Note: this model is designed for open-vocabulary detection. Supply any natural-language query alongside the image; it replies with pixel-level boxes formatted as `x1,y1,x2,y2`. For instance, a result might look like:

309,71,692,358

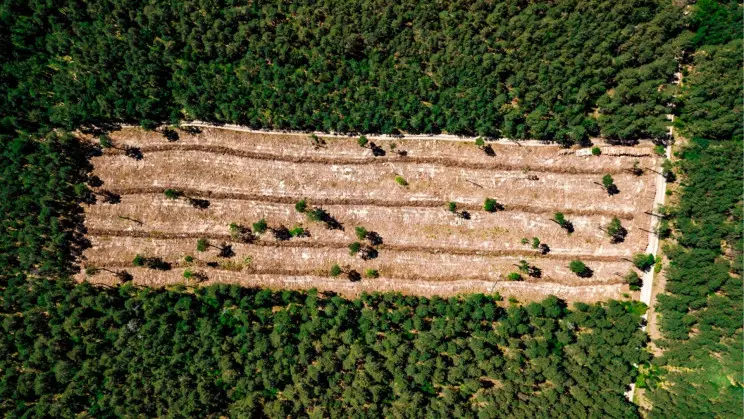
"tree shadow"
183,126,202,135
459,211,471,220
124,146,143,160
162,128,179,142
370,142,386,157
271,226,292,241
577,267,594,278
607,185,620,196
218,244,235,258
483,145,495,157
348,270,362,282
366,231,383,246
539,243,551,255
189,198,211,209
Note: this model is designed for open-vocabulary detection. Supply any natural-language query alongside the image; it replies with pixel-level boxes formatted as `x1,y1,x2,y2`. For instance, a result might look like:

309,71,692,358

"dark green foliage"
394,176,408,187
294,199,307,213
646,139,743,417
606,217,627,243
132,254,145,266
483,198,501,213
661,159,676,182
553,212,574,233
569,260,591,278
0,0,683,143
357,136,368,148
348,242,362,256
531,237,541,249
0,278,648,417
447,201,457,213
601,174,619,195
196,238,210,252
625,271,642,291
0,132,93,277
507,272,522,281
365,269,379,278
329,264,342,277
355,226,368,241
632,253,655,271
164,189,182,200
252,219,268,235
591,146,601,156
676,25,742,140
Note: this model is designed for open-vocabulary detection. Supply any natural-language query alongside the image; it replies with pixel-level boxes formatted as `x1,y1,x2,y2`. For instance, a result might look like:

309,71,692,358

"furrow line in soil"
103,144,642,175
87,228,629,262
87,262,627,287
100,187,636,220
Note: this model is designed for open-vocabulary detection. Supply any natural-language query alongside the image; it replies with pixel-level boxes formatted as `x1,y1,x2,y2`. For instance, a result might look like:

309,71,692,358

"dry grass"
79,127,661,302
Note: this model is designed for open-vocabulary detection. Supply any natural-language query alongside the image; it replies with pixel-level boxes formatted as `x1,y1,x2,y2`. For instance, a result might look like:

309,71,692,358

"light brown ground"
79,127,660,302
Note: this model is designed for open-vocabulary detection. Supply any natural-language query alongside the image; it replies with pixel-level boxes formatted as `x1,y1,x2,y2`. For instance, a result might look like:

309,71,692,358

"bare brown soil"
79,127,660,301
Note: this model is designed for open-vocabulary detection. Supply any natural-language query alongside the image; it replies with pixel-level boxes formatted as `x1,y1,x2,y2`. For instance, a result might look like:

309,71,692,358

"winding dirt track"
79,127,661,302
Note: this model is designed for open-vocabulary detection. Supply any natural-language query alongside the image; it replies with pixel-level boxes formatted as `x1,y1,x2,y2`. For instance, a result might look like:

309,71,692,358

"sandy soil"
79,127,660,301
85,196,648,257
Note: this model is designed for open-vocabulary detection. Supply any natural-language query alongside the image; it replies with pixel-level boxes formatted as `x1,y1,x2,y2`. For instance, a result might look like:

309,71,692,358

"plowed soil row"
86,228,630,262
86,195,647,256
100,187,638,220
79,127,658,301
103,127,657,173
103,144,642,175
83,267,626,302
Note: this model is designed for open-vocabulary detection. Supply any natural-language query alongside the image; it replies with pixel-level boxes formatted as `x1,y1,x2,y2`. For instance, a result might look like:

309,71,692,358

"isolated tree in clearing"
625,270,642,291
357,136,368,148
605,217,628,243
552,212,574,233
601,174,619,195
252,219,268,234
295,199,307,213
569,260,592,278
632,253,655,271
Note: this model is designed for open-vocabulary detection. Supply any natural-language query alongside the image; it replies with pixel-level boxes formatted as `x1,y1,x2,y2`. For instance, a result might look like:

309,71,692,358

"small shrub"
483,198,500,212
475,137,485,148
349,242,362,256
606,217,628,243
448,201,457,213
591,146,601,156
289,226,306,237
553,212,574,233
520,237,529,245
632,253,655,271
295,199,307,213
395,176,408,186
602,174,619,195
329,264,342,277
196,238,210,252
355,226,368,241
569,260,591,277
99,135,113,149
365,269,379,279
164,189,182,200
654,144,666,156
507,272,522,281
531,237,541,249
132,254,145,266
184,255,195,263
625,271,642,290
252,218,268,234
358,136,368,148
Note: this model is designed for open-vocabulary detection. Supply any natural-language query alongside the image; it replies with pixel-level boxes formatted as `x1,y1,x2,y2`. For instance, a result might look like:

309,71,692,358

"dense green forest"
2,0,685,143
0,0,742,417
640,1,743,417
0,277,649,417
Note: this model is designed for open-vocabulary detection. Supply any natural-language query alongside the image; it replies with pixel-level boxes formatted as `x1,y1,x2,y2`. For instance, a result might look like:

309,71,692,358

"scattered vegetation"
394,176,408,187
